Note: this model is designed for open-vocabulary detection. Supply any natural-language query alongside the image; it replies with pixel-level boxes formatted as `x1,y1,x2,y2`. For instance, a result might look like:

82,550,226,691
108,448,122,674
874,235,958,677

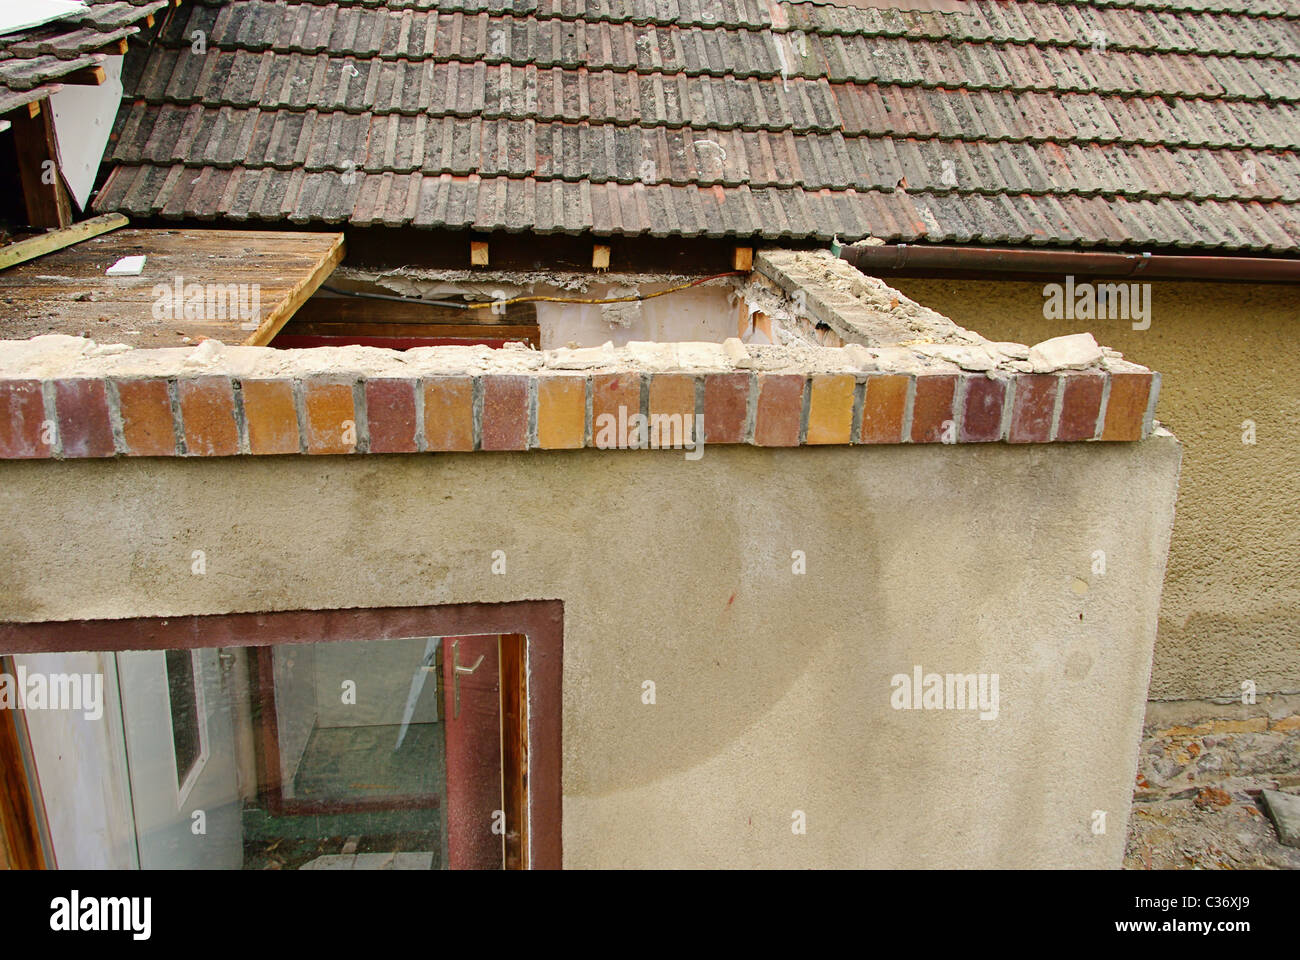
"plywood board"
0,228,344,347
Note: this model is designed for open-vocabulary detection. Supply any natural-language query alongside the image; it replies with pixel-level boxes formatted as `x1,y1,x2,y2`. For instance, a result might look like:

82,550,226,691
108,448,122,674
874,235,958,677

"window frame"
0,600,563,870
164,648,210,809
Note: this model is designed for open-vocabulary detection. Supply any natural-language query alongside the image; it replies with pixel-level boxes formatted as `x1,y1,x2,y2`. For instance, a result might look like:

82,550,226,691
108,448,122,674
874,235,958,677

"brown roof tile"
92,0,1300,250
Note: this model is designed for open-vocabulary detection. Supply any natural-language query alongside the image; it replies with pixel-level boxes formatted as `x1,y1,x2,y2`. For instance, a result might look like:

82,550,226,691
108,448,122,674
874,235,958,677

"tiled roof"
0,1,168,95
95,0,1300,250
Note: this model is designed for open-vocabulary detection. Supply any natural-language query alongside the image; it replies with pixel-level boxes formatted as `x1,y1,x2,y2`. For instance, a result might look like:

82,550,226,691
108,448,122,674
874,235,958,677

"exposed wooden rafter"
10,98,71,229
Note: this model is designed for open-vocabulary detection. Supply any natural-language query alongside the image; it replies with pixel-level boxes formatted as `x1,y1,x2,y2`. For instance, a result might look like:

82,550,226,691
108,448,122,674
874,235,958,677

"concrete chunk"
1261,789,1300,848
721,337,748,363
1028,333,1103,373
993,341,1030,360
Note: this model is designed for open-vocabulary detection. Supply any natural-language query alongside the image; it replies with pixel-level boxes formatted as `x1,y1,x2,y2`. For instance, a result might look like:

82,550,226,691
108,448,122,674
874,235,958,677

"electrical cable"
319,284,469,309
461,271,746,309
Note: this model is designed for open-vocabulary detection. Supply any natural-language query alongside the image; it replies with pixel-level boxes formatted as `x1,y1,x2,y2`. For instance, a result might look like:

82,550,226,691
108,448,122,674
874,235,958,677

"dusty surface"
753,249,977,346
0,323,1153,383
0,250,1152,382
1123,696,1300,869
0,228,342,348
1125,798,1300,870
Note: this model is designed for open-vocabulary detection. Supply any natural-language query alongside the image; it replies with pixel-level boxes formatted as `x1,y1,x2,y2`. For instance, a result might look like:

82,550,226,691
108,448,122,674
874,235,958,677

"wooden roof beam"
10,99,71,229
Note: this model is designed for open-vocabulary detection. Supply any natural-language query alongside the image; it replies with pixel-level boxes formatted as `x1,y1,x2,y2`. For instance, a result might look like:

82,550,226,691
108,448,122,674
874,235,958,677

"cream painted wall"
0,438,1179,868
537,286,738,348
893,278,1300,702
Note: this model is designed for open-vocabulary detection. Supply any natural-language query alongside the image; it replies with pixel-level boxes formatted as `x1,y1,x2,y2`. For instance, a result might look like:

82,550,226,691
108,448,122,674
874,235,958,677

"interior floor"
241,722,446,870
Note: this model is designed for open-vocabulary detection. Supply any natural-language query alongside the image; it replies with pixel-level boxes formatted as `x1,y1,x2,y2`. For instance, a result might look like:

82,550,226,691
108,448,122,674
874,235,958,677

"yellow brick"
806,374,855,445
536,377,585,449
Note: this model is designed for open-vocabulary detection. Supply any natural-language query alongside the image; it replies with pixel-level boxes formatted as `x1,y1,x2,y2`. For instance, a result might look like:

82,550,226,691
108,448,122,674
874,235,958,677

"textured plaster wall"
0,439,1179,867
893,279,1299,702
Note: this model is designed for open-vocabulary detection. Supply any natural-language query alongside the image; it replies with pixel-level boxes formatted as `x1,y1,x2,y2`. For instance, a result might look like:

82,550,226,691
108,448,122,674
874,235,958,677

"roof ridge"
133,43,1300,104
191,0,1300,23
162,3,1300,61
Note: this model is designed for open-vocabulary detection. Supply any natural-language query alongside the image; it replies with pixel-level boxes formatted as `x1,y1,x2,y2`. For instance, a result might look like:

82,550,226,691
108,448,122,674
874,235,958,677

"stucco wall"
0,439,1180,867
892,279,1299,702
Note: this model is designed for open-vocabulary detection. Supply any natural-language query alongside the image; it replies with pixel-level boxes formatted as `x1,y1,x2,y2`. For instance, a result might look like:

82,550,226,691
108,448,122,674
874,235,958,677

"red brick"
0,380,52,459
753,374,804,447
859,375,908,444
910,374,957,444
482,375,528,451
241,380,300,455
54,379,115,458
1101,373,1153,442
424,378,474,452
303,379,357,455
365,379,418,454
115,379,177,456
592,372,641,435
1008,375,1058,444
179,377,239,456
703,373,750,444
960,376,1006,443
1057,373,1105,442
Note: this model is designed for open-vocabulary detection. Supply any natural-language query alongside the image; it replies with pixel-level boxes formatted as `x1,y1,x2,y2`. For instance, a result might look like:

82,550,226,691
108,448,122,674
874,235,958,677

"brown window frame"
0,600,563,870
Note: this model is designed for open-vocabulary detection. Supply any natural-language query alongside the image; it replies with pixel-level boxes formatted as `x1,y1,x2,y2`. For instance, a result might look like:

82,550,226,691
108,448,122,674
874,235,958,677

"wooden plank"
15,244,343,277
273,333,533,350
0,228,346,347
62,65,107,86
500,633,528,870
0,658,48,870
592,244,610,270
293,295,534,326
0,301,273,347
243,232,344,345
470,240,489,266
280,320,540,343
0,214,129,272
733,246,754,271
11,100,71,230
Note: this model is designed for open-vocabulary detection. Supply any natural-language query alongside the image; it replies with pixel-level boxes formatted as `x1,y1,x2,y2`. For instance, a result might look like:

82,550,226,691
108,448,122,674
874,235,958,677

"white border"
169,649,210,809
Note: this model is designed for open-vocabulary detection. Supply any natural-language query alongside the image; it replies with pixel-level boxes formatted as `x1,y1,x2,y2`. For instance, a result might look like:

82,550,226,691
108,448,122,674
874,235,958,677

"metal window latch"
452,641,485,720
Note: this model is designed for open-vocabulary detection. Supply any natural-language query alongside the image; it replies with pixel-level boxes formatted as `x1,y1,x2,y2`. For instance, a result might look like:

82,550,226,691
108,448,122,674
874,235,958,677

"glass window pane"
11,633,519,870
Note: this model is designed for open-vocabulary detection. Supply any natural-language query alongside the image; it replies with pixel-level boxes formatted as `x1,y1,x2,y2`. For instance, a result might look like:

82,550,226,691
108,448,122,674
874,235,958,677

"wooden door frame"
0,656,49,870
0,601,563,870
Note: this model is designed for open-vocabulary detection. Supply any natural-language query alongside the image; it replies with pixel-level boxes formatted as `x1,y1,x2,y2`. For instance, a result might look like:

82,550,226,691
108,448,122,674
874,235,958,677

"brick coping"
0,332,1159,459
